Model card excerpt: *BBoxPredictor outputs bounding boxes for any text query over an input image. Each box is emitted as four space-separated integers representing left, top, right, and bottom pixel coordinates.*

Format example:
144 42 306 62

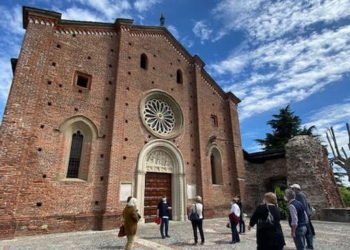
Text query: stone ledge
320 208 350 223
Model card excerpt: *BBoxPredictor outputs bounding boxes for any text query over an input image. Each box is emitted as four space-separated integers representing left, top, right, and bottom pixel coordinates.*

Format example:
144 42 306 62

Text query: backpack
189 204 200 221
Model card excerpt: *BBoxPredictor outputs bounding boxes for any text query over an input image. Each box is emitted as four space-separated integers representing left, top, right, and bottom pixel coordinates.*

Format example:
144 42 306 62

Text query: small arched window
140 53 148 69
176 69 183 84
210 148 223 184
67 131 84 178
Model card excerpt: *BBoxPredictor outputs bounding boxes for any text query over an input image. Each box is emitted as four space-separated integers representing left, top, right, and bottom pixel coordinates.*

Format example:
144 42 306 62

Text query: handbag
257 205 275 230
118 224 126 237
189 204 200 221
154 217 161 225
229 212 240 224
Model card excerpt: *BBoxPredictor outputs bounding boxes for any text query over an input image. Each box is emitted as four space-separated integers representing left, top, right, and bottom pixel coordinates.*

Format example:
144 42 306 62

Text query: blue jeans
230 222 240 243
294 225 307 250
305 221 314 248
160 217 169 237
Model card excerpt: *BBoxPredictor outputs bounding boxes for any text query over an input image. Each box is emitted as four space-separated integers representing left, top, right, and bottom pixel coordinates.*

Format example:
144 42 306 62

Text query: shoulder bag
257 205 275 230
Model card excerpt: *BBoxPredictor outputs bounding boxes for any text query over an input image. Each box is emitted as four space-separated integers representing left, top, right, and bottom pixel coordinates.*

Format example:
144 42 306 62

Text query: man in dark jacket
237 196 245 234
157 195 172 239
291 184 314 249
285 189 308 250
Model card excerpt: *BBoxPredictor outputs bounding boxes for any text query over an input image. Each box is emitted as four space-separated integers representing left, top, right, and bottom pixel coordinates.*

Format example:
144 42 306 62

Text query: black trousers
191 219 204 243
239 218 245 233
160 217 169 237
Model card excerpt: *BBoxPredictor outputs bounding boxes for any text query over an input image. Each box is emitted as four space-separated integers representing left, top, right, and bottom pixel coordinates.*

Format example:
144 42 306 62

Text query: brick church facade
0 7 245 239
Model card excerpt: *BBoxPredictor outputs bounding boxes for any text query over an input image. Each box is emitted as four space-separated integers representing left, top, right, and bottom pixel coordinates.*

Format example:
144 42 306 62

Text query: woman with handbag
188 196 205 245
122 197 140 250
229 197 241 244
248 192 285 250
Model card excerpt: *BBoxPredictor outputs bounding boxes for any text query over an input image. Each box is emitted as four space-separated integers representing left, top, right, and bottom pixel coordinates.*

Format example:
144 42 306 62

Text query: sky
0 0 349 182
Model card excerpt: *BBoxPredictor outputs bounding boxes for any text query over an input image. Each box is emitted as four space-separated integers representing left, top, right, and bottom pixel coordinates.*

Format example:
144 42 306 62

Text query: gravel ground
1 218 349 250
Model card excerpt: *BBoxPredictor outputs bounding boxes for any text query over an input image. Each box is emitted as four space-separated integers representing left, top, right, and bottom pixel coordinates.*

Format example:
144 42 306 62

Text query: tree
326 123 350 182
256 105 316 150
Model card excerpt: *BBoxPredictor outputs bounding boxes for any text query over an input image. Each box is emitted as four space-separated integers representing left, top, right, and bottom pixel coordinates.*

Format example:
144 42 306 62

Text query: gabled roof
22 6 240 104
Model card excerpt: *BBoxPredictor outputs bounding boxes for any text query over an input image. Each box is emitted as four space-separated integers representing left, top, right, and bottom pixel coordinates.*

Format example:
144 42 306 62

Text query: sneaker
193 242 198 245
161 236 165 239
200 242 205 245
166 235 170 238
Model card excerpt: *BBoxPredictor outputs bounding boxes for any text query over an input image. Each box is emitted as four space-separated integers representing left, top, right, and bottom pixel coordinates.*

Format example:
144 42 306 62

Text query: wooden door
144 172 172 223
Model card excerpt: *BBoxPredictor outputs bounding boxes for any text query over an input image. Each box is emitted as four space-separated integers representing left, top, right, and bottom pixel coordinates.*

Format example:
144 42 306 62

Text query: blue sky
0 1 349 166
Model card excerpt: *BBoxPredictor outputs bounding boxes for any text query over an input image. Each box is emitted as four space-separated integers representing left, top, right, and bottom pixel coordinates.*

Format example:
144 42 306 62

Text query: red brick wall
0 10 244 239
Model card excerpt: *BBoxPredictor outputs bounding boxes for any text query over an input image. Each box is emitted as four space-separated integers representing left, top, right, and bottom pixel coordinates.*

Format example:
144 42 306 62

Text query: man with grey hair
291 184 314 249
285 189 308 250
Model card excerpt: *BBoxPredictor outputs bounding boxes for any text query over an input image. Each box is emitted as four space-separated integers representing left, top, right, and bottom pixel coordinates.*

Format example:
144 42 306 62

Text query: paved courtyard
1 217 350 250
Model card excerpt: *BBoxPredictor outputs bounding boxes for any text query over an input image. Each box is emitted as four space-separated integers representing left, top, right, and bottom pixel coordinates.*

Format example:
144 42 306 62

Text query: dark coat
122 206 139 236
249 204 285 250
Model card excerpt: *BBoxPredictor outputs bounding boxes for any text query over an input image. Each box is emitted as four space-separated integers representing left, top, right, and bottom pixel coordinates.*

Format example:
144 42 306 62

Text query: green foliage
275 186 288 220
339 186 350 207
256 105 318 150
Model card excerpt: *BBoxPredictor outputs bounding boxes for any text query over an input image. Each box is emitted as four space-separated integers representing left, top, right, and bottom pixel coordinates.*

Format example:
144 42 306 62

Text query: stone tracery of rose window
143 99 175 135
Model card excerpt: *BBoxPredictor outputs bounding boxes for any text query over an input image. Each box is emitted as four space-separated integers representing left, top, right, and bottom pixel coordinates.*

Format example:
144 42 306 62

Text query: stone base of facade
320 208 350 223
0 212 123 240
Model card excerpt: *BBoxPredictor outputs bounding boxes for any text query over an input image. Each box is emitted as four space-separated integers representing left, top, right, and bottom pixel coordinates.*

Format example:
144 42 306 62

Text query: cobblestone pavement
1 218 350 250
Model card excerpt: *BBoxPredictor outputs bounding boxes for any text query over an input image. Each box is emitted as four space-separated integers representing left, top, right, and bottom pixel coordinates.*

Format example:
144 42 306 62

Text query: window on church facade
74 71 91 89
210 148 223 184
140 53 148 69
211 115 218 127
67 131 84 178
176 69 183 84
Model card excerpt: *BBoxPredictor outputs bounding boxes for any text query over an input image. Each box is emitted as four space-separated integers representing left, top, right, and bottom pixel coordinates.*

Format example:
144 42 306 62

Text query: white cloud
192 21 213 44
213 0 350 41
134 0 162 13
303 101 350 162
0 58 13 105
167 25 179 39
0 5 24 35
62 7 105 22
210 24 350 120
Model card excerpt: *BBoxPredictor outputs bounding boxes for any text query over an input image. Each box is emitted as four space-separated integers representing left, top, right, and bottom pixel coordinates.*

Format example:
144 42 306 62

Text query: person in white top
229 197 241 244
189 196 205 245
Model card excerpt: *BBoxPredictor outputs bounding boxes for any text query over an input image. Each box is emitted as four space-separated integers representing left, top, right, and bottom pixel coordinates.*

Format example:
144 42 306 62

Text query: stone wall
244 136 343 216
286 136 344 213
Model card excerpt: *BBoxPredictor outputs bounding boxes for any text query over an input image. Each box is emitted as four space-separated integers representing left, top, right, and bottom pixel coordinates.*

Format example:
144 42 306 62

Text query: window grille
67 131 84 178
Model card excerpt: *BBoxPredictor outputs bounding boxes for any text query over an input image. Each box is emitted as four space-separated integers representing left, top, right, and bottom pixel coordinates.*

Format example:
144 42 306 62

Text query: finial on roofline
160 13 165 26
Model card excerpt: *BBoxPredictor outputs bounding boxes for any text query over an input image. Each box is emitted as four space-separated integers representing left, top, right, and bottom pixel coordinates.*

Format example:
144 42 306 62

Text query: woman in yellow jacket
123 197 140 250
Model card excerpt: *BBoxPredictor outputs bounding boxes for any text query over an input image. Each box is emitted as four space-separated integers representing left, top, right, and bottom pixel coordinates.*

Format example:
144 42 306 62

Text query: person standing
248 192 285 250
157 195 172 239
229 197 240 244
189 196 205 245
291 184 314 249
122 197 140 250
237 196 245 234
285 189 308 250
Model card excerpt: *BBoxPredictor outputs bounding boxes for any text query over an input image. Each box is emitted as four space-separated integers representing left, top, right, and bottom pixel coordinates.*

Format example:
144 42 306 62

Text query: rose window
143 99 175 135
140 90 183 139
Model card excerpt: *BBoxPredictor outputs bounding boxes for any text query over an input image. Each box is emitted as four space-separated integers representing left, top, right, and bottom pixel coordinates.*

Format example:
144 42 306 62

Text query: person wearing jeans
237 196 245 234
291 184 314 249
286 189 308 250
157 195 172 239
189 196 205 245
229 197 241 244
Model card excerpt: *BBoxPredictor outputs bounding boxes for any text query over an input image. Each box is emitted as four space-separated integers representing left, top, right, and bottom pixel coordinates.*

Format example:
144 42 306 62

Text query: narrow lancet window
140 53 148 69
67 131 84 178
176 69 183 83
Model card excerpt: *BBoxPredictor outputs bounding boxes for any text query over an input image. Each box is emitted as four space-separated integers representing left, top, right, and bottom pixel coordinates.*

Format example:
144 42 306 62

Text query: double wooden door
144 172 172 223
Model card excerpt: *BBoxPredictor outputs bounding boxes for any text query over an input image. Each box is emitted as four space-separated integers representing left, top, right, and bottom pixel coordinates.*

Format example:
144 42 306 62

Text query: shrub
275 186 288 220
339 186 350 207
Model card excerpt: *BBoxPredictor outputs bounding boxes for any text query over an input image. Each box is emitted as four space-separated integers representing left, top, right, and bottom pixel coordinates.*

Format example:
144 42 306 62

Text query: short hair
195 196 202 203
264 192 277 205
127 197 137 207
285 189 295 200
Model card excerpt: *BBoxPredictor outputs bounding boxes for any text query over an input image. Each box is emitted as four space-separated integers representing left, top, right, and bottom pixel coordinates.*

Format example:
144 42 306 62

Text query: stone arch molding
58 115 99 140
136 139 186 221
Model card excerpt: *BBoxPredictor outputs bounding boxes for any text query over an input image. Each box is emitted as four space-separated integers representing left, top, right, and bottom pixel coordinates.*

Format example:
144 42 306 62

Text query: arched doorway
136 139 186 222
